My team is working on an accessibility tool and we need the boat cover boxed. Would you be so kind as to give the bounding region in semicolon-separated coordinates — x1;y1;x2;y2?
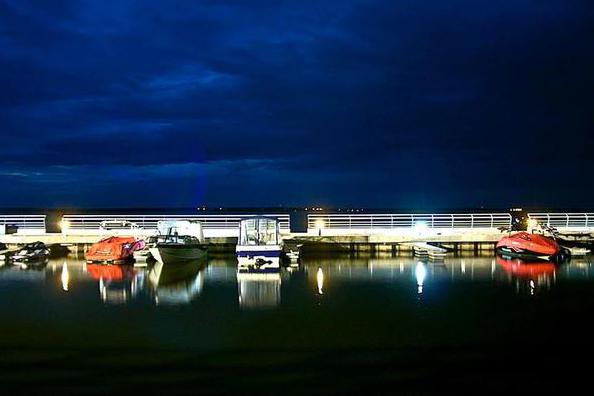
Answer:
85;236;143;262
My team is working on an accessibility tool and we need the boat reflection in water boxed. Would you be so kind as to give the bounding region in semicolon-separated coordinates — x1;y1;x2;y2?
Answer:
496;255;556;295
237;271;281;309
148;259;205;305
87;264;139;304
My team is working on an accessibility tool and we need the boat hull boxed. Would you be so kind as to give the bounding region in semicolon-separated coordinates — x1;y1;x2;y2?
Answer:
149;244;207;264
236;245;282;273
85;237;142;264
496;232;560;260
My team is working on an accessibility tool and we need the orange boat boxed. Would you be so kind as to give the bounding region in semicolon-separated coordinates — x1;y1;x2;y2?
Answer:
85;236;144;264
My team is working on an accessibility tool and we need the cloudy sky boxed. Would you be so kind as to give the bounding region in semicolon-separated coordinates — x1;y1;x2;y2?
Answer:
1;0;593;208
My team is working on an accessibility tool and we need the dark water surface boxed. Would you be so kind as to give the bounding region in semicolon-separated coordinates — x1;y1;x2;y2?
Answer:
1;253;594;394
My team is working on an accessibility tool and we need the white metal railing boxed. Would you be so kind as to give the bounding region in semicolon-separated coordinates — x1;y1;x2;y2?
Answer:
0;215;46;233
528;213;594;229
308;213;511;231
61;214;290;234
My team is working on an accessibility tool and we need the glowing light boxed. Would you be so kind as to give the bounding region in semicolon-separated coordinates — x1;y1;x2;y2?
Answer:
530;279;535;295
60;219;70;234
61;262;69;292
415;262;426;294
315;219;325;230
413;221;429;235
317;267;324;295
527;218;538;231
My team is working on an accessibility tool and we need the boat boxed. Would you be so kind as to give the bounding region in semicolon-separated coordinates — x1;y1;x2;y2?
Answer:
11;242;50;263
148;220;207;264
0;242;9;262
85;236;145;264
496;232;568;261
236;217;282;273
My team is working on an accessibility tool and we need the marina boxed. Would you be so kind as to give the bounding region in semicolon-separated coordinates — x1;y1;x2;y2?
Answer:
1;211;593;256
1;252;593;392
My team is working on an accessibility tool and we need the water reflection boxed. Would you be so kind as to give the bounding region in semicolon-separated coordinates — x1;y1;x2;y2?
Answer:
237;272;281;309
316;267;324;295
61;262;69;292
496;255;556;295
2;253;593;307
415;262;426;294
87;264;137;304
149;260;205;305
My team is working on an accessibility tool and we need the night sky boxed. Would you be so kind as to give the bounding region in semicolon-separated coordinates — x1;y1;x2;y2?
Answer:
1;0;593;209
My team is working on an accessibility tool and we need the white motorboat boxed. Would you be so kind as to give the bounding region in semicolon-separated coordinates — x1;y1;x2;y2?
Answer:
149;220;207;264
236;217;282;273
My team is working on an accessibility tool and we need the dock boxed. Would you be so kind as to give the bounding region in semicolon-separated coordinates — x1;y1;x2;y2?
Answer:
1;212;593;256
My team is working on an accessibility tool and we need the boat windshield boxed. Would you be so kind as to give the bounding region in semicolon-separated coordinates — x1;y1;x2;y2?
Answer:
239;218;279;246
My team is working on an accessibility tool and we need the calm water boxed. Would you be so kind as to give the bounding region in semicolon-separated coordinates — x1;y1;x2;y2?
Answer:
2;253;594;393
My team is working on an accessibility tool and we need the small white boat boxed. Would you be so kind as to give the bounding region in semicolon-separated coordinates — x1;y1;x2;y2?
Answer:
149;220;207;264
236;217;282;273
11;242;50;263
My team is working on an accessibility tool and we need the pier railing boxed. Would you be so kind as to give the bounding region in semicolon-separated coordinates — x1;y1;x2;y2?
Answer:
307;213;511;235
527;213;594;231
61;214;290;238
0;215;46;234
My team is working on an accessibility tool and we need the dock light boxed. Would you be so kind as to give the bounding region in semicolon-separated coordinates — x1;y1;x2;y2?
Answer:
315;219;325;236
415;262;426;294
317;267;324;295
527;218;539;231
60;219;70;234
413;221;428;233
61;262;69;292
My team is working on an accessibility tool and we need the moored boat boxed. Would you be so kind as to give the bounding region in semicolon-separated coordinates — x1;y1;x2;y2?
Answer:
11;241;50;263
85;236;144;264
148;220;207;264
496;232;568;261
236;217;282;273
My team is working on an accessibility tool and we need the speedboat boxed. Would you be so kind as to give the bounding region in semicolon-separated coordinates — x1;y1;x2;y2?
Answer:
496;232;568;261
11;242;50;263
236;217;282;273
85;236;145;264
148;220;207;264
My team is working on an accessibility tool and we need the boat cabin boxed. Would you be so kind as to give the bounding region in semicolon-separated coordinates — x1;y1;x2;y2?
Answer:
156;220;204;242
238;217;280;247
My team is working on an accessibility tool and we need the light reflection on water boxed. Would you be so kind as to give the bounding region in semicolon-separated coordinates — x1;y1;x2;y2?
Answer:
0;254;593;308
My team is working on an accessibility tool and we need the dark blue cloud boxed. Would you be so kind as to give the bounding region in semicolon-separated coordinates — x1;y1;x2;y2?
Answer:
1;0;593;208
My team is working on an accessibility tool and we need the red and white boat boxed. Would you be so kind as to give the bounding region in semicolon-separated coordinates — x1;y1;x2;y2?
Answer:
496;232;566;261
85;236;145;264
